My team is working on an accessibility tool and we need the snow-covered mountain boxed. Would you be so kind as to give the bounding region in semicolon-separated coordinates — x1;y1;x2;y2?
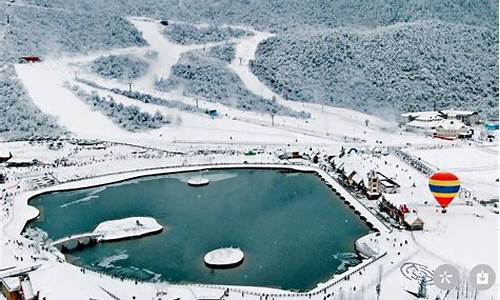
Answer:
250;21;498;118
0;0;497;139
16;0;499;30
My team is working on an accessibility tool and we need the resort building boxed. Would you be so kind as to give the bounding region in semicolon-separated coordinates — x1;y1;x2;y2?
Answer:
366;170;382;200
403;212;425;231
336;159;400;197
401;109;478;137
336;164;364;191
343;165;364;189
377;172;401;194
20;278;35;300
347;171;364;189
432;118;473;140
1;277;20;300
438;110;480;125
378;193;410;224
278;150;306;160
484;120;499;131
365;171;401;199
378;193;424;230
400;111;442;132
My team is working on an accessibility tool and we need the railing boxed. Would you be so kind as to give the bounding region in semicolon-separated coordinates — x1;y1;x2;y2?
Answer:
390;147;436;176
175;252;388;298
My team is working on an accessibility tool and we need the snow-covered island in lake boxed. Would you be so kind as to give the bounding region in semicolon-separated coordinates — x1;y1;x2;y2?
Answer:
94;217;163;241
204;247;244;268
187;177;210;186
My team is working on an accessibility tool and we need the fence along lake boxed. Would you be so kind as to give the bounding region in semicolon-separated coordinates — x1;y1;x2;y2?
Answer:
27;168;370;291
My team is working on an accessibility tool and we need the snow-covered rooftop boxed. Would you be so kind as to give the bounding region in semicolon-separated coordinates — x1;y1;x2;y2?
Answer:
402;109;477;120
404;212;423;224
382;193;408;207
401;111;440;121
439;109;476;116
21;278;35;299
415;115;442;122
351;173;363;183
434;118;467;130
1;276;20;291
382;188;427;207
406;119;440;129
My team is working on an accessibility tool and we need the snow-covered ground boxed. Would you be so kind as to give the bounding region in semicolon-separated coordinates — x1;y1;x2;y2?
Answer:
2;16;498;300
410;145;498;200
15;61;129;139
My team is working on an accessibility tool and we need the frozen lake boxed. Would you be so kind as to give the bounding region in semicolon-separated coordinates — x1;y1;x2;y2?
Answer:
27;168;370;291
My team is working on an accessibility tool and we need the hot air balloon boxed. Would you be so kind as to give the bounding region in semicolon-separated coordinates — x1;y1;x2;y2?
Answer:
429;171;460;212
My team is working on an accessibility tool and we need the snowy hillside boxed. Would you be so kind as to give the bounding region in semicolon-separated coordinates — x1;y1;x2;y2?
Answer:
162;23;250;45
67;84;170;131
0;0;497;137
207;43;236;62
89;55;149;81
0;3;147;63
250;21;499;118
155;49;309;117
0;65;67;140
20;0;498;31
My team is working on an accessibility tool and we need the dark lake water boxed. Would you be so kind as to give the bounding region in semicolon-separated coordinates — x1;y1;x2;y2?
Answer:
27;168;370;291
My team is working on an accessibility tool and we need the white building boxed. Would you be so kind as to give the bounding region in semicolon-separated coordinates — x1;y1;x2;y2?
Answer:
401;109;479;134
432;118;472;140
439;110;479;125
401;111;442;132
403;212;425;231
366;170;382;200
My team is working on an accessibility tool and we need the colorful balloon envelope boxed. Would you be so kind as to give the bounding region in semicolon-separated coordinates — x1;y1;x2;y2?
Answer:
429;171;460;209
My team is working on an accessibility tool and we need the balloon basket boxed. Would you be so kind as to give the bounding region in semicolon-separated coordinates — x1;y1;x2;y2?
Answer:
441;209;447;214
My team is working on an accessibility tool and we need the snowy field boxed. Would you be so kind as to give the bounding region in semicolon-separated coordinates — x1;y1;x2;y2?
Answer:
410;145;499;200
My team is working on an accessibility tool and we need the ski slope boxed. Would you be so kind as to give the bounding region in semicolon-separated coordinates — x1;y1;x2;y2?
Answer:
14;17;440;149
